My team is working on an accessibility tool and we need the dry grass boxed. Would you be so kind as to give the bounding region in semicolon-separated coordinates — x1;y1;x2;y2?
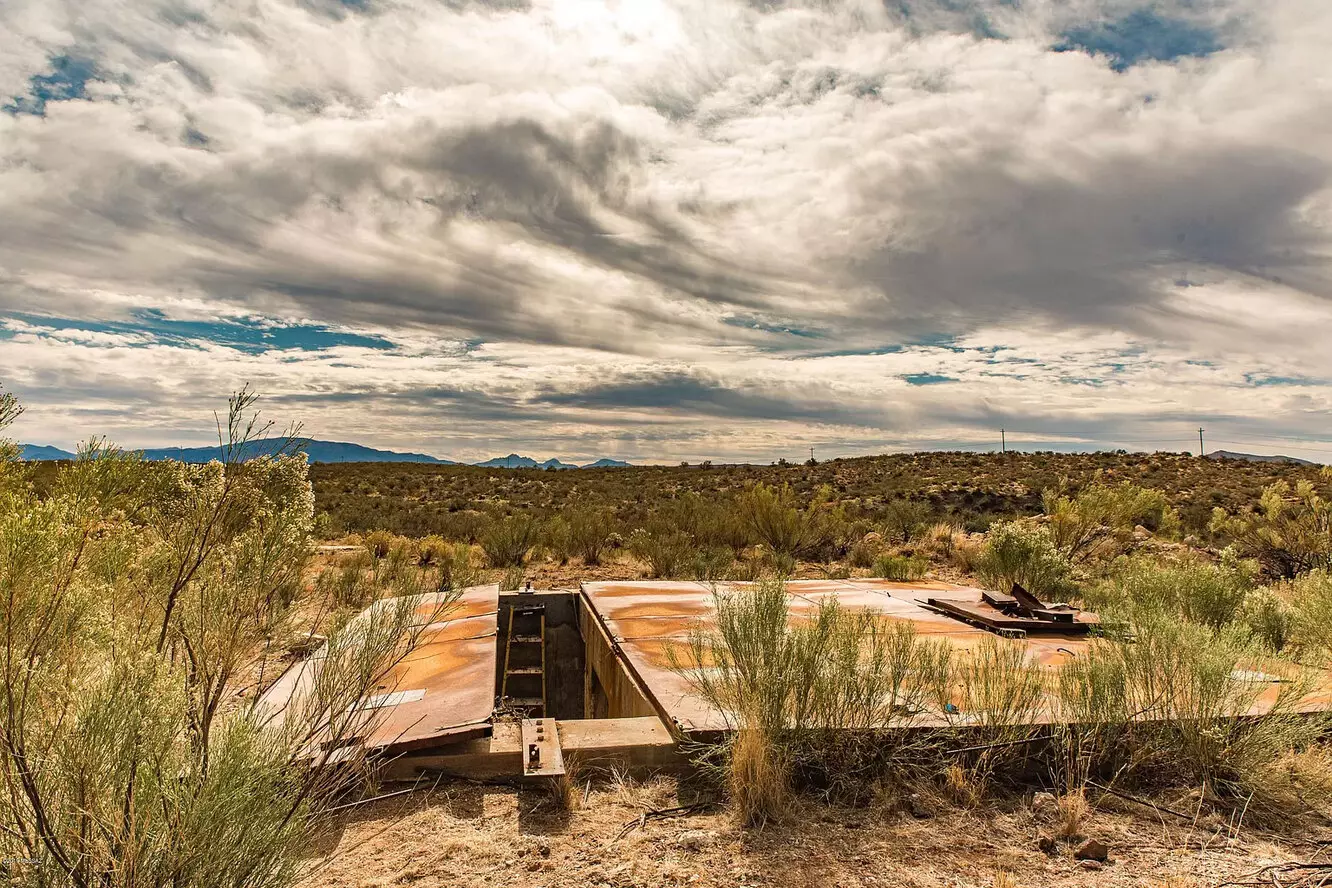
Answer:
1055;792;1089;839
298;773;1332;888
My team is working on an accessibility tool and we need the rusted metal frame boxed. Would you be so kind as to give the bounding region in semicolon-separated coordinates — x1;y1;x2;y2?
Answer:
577;584;676;728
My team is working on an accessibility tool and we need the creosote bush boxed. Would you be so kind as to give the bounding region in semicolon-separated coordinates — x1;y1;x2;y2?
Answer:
873;553;928;581
739;483;832;561
976;521;1076;599
1084;551;1257;631
1211;472;1332;579
0;387;445;888
1043;480;1178;562
479;515;539;567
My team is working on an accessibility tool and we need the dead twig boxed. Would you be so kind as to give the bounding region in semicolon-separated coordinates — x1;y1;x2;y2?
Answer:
609;802;712;845
1214;862;1332;888
1086;780;1193;821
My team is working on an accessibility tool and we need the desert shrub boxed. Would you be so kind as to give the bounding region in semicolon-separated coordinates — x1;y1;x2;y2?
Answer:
548;507;615;565
739;483;832;560
919;521;963;560
1243;587;1297;654
660;492;751;553
1043;480;1178;562
846;535;881;569
479;515;539;567
668;579;954;822
689;545;735;581
976;521;1076;599
1085;552;1256;631
873;553;928;581
882;498;932;543
0;388;444;887
434;542;482;592
1287;570;1332;660
499;565;525;591
1211;473;1332;578
629;525;692;578
364;528;395;559
374;537;416;587
416;533;449;566
318;550;374;609
1057;616;1323;808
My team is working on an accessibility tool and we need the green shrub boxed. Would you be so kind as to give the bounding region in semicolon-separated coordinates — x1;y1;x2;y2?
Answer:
975;521;1076;599
689;545;735;581
1287;569;1332;660
434;542;481;593
667;579;954;821
882;498;932;544
1057;616;1323;808
1043;480;1178;562
1085;552;1255;631
1210;472;1332;578
1244;587;1296;653
364;528;395;559
479;515;538;567
548;507;616;565
499;565;525;591
739;483;831;559
629;525;692;578
846;536;880;569
318;550;373;609
873;553;928;581
0;387;445;886
416;533;449;566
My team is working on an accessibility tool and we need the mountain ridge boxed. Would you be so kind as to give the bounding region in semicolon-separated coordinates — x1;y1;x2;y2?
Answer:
1206;450;1315;466
19;441;635;468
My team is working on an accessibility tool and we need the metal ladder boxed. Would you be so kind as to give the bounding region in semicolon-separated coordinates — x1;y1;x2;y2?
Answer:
500;602;546;716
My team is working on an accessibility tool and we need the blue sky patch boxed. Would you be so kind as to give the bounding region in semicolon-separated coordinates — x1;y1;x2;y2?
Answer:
5;309;396;354
723;315;822;339
1244;373;1320;387
4;56;97;116
1055;9;1222;72
903;373;956;385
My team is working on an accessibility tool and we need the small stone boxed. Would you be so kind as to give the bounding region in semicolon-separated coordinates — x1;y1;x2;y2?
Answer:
1037;835;1058;855
1074;838;1110;862
1079;859;1104;872
906;793;937;819
1031;791;1057;816
674;830;718;852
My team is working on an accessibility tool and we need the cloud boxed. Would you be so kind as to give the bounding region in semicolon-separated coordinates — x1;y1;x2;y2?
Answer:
1;0;1330;460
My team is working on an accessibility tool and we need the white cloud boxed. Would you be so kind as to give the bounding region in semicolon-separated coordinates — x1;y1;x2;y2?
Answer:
0;0;1329;461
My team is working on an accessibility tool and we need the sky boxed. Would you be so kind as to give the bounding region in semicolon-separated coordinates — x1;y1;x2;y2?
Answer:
1;0;1330;464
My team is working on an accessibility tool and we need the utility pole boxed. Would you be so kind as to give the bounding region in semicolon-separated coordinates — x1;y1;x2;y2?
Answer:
1198;427;1205;457
1001;429;1006;453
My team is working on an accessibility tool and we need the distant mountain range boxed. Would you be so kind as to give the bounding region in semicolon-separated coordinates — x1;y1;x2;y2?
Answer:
18;440;635;468
1206;450;1316;466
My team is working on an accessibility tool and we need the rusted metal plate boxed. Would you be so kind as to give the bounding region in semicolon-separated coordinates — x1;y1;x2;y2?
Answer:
581;580;1120;732
520;717;565;778
257;584;500;755
582;579;1015;731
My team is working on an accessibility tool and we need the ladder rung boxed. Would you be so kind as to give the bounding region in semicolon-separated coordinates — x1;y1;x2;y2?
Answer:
506;667;543;675
505;697;545;708
512;604;545;614
511;634;542;643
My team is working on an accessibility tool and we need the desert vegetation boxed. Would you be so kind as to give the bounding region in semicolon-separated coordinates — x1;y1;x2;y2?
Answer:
660;472;1332;828
0;389;452;887
10;385;1332;880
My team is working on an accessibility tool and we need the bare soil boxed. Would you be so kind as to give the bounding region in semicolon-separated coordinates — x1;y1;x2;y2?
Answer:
298;775;1329;888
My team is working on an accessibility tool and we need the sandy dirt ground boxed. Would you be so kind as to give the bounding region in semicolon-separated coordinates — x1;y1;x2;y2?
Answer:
298;775;1330;888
